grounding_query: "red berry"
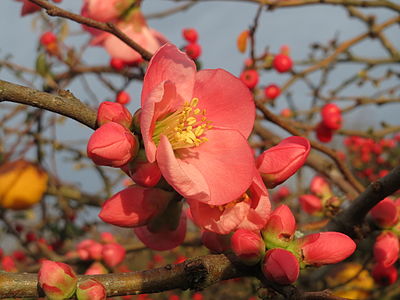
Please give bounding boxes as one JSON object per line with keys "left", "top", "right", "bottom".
{"left": 240, "top": 69, "right": 259, "bottom": 89}
{"left": 264, "top": 84, "right": 281, "bottom": 100}
{"left": 316, "top": 122, "right": 334, "bottom": 143}
{"left": 185, "top": 43, "right": 201, "bottom": 60}
{"left": 182, "top": 28, "right": 198, "bottom": 43}
{"left": 116, "top": 91, "right": 130, "bottom": 105}
{"left": 321, "top": 103, "right": 342, "bottom": 130}
{"left": 110, "top": 58, "right": 126, "bottom": 71}
{"left": 273, "top": 54, "right": 293, "bottom": 73}
{"left": 40, "top": 32, "right": 57, "bottom": 46}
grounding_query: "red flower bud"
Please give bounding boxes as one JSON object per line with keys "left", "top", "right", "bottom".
{"left": 321, "top": 103, "right": 342, "bottom": 130}
{"left": 299, "top": 194, "right": 323, "bottom": 215}
{"left": 264, "top": 84, "right": 281, "bottom": 100}
{"left": 372, "top": 263, "right": 398, "bottom": 286}
{"left": 257, "top": 136, "right": 310, "bottom": 188}
{"left": 87, "top": 122, "right": 138, "bottom": 167}
{"left": 262, "top": 249, "right": 299, "bottom": 285}
{"left": 182, "top": 28, "right": 199, "bottom": 43}
{"left": 102, "top": 243, "right": 126, "bottom": 267}
{"left": 40, "top": 32, "right": 57, "bottom": 46}
{"left": 370, "top": 198, "right": 399, "bottom": 228}
{"left": 201, "top": 231, "right": 231, "bottom": 253}
{"left": 116, "top": 91, "right": 131, "bottom": 105}
{"left": 262, "top": 205, "right": 296, "bottom": 248}
{"left": 1, "top": 256, "right": 16, "bottom": 272}
{"left": 76, "top": 279, "right": 106, "bottom": 300}
{"left": 185, "top": 43, "right": 202, "bottom": 60}
{"left": 97, "top": 101, "right": 132, "bottom": 128}
{"left": 99, "top": 186, "right": 173, "bottom": 228}
{"left": 110, "top": 58, "right": 126, "bottom": 71}
{"left": 100, "top": 232, "right": 116, "bottom": 244}
{"left": 315, "top": 121, "right": 333, "bottom": 143}
{"left": 310, "top": 175, "right": 332, "bottom": 199}
{"left": 38, "top": 260, "right": 77, "bottom": 300}
{"left": 240, "top": 69, "right": 259, "bottom": 89}
{"left": 373, "top": 231, "right": 399, "bottom": 267}
{"left": 231, "top": 229, "right": 265, "bottom": 265}
{"left": 298, "top": 232, "right": 356, "bottom": 266}
{"left": 273, "top": 54, "right": 293, "bottom": 73}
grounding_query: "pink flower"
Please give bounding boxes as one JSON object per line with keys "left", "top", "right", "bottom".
{"left": 231, "top": 229, "right": 265, "bottom": 265}
{"left": 91, "top": 11, "right": 167, "bottom": 64}
{"left": 140, "top": 44, "right": 255, "bottom": 206}
{"left": 134, "top": 212, "right": 187, "bottom": 251}
{"left": 299, "top": 194, "right": 323, "bottom": 215}
{"left": 97, "top": 101, "right": 132, "bottom": 128}
{"left": 374, "top": 231, "right": 399, "bottom": 267}
{"left": 187, "top": 172, "right": 270, "bottom": 234}
{"left": 256, "top": 136, "right": 310, "bottom": 188}
{"left": 76, "top": 279, "right": 106, "bottom": 300}
{"left": 87, "top": 122, "right": 139, "bottom": 167}
{"left": 372, "top": 263, "right": 398, "bottom": 286}
{"left": 99, "top": 186, "right": 173, "bottom": 227}
{"left": 201, "top": 231, "right": 231, "bottom": 253}
{"left": 102, "top": 243, "right": 126, "bottom": 267}
{"left": 38, "top": 260, "right": 77, "bottom": 299}
{"left": 298, "top": 232, "right": 356, "bottom": 266}
{"left": 262, "top": 205, "right": 296, "bottom": 248}
{"left": 370, "top": 198, "right": 399, "bottom": 228}
{"left": 262, "top": 249, "right": 299, "bottom": 285}
{"left": 310, "top": 175, "right": 332, "bottom": 198}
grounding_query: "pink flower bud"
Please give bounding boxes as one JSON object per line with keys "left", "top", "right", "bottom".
{"left": 231, "top": 229, "right": 265, "bottom": 265}
{"left": 100, "top": 232, "right": 116, "bottom": 244}
{"left": 256, "top": 136, "right": 310, "bottom": 188}
{"left": 102, "top": 243, "right": 126, "bottom": 268}
{"left": 299, "top": 194, "right": 323, "bottom": 215}
{"left": 310, "top": 175, "right": 332, "bottom": 198}
{"left": 262, "top": 249, "right": 299, "bottom": 285}
{"left": 84, "top": 262, "right": 108, "bottom": 275}
{"left": 201, "top": 231, "right": 231, "bottom": 253}
{"left": 182, "top": 28, "right": 199, "bottom": 43}
{"left": 97, "top": 101, "right": 132, "bottom": 128}
{"left": 185, "top": 43, "right": 202, "bottom": 60}
{"left": 77, "top": 239, "right": 103, "bottom": 260}
{"left": 116, "top": 91, "right": 131, "bottom": 105}
{"left": 298, "top": 232, "right": 356, "bottom": 266}
{"left": 373, "top": 231, "right": 399, "bottom": 267}
{"left": 371, "top": 263, "right": 398, "bottom": 286}
{"left": 122, "top": 152, "right": 162, "bottom": 187}
{"left": 99, "top": 186, "right": 173, "bottom": 228}
{"left": 87, "top": 122, "right": 138, "bottom": 167}
{"left": 370, "top": 198, "right": 399, "bottom": 228}
{"left": 76, "top": 279, "right": 106, "bottom": 300}
{"left": 38, "top": 260, "right": 78, "bottom": 299}
{"left": 262, "top": 205, "right": 296, "bottom": 248}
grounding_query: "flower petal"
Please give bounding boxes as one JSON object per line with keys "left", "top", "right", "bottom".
{"left": 157, "top": 129, "right": 255, "bottom": 205}
{"left": 142, "top": 43, "right": 196, "bottom": 108}
{"left": 193, "top": 69, "right": 255, "bottom": 138}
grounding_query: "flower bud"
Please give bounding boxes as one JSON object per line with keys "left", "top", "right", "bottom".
{"left": 84, "top": 262, "right": 108, "bottom": 275}
{"left": 97, "top": 101, "right": 132, "bottom": 128}
{"left": 373, "top": 231, "right": 399, "bottom": 267}
{"left": 76, "top": 279, "right": 106, "bottom": 300}
{"left": 77, "top": 239, "right": 103, "bottom": 260}
{"left": 299, "top": 194, "right": 323, "bottom": 215}
{"left": 310, "top": 175, "right": 332, "bottom": 199}
{"left": 262, "top": 249, "right": 299, "bottom": 285}
{"left": 272, "top": 186, "right": 291, "bottom": 203}
{"left": 100, "top": 232, "right": 116, "bottom": 244}
{"left": 182, "top": 28, "right": 199, "bottom": 43}
{"left": 99, "top": 186, "right": 172, "bottom": 228}
{"left": 102, "top": 243, "right": 126, "bottom": 268}
{"left": 256, "top": 136, "right": 310, "bottom": 188}
{"left": 231, "top": 229, "right": 265, "bottom": 265}
{"left": 321, "top": 103, "right": 342, "bottom": 130}
{"left": 371, "top": 263, "right": 398, "bottom": 286}
{"left": 240, "top": 69, "right": 259, "bottom": 89}
{"left": 201, "top": 231, "right": 231, "bottom": 253}
{"left": 297, "top": 232, "right": 356, "bottom": 266}
{"left": 262, "top": 205, "right": 296, "bottom": 248}
{"left": 370, "top": 198, "right": 399, "bottom": 228}
{"left": 1, "top": 256, "right": 16, "bottom": 272}
{"left": 87, "top": 122, "right": 139, "bottom": 167}
{"left": 315, "top": 122, "right": 333, "bottom": 143}
{"left": 38, "top": 260, "right": 77, "bottom": 300}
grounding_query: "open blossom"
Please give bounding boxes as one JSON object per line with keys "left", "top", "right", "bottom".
{"left": 256, "top": 136, "right": 310, "bottom": 188}
{"left": 140, "top": 43, "right": 255, "bottom": 206}
{"left": 187, "top": 171, "right": 270, "bottom": 234}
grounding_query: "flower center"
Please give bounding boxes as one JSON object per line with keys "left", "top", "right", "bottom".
{"left": 211, "top": 193, "right": 251, "bottom": 212}
{"left": 152, "top": 98, "right": 212, "bottom": 150}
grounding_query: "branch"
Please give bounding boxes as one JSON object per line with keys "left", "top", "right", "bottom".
{"left": 327, "top": 165, "right": 400, "bottom": 236}
{"left": 28, "top": 0, "right": 152, "bottom": 61}
{"left": 0, "top": 79, "right": 97, "bottom": 130}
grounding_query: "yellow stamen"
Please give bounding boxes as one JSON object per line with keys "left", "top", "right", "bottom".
{"left": 152, "top": 98, "right": 212, "bottom": 150}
